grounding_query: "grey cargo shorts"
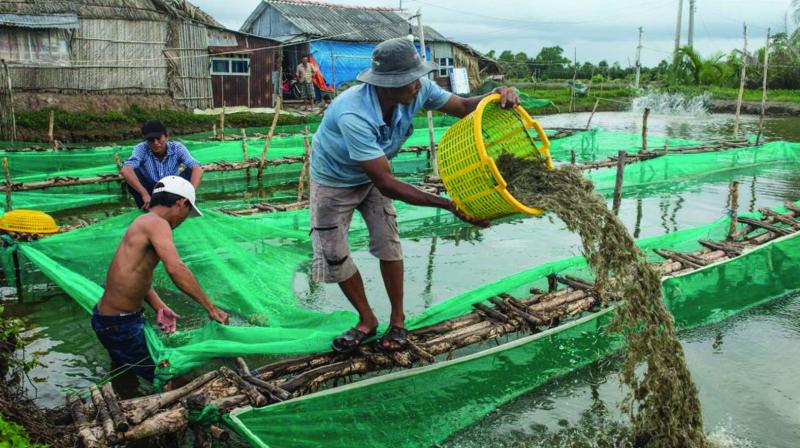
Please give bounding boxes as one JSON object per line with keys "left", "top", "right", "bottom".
{"left": 310, "top": 181, "right": 403, "bottom": 283}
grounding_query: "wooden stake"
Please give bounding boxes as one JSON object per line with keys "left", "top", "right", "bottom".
{"left": 91, "top": 386, "right": 118, "bottom": 444}
{"left": 219, "top": 105, "right": 225, "bottom": 140}
{"left": 727, "top": 180, "right": 740, "bottom": 240}
{"left": 612, "top": 151, "right": 626, "bottom": 216}
{"left": 212, "top": 123, "right": 217, "bottom": 138}
{"left": 67, "top": 395, "right": 102, "bottom": 448}
{"left": 734, "top": 23, "right": 748, "bottom": 138}
{"left": 641, "top": 107, "right": 651, "bottom": 152}
{"left": 569, "top": 48, "right": 577, "bottom": 113}
{"left": 210, "top": 425, "right": 229, "bottom": 441}
{"left": 756, "top": 28, "right": 771, "bottom": 145}
{"left": 297, "top": 129, "right": 311, "bottom": 202}
{"left": 258, "top": 97, "right": 282, "bottom": 181}
{"left": 48, "top": 110, "right": 55, "bottom": 149}
{"left": 113, "top": 152, "right": 122, "bottom": 172}
{"left": 241, "top": 128, "right": 248, "bottom": 160}
{"left": 100, "top": 382, "right": 129, "bottom": 433}
{"left": 3, "top": 157, "right": 11, "bottom": 211}
{"left": 586, "top": 98, "right": 600, "bottom": 130}
{"left": 570, "top": 149, "right": 576, "bottom": 165}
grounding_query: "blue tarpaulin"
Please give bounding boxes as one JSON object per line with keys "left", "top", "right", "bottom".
{"left": 309, "top": 40, "right": 431, "bottom": 89}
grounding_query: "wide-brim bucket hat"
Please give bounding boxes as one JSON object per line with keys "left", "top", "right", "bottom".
{"left": 357, "top": 37, "right": 439, "bottom": 88}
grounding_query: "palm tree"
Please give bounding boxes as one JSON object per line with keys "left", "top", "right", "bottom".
{"left": 673, "top": 46, "right": 730, "bottom": 85}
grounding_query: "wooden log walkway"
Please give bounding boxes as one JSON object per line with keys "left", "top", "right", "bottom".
{"left": 69, "top": 201, "right": 800, "bottom": 446}
{"left": 575, "top": 137, "right": 753, "bottom": 170}
{"left": 5, "top": 156, "right": 305, "bottom": 192}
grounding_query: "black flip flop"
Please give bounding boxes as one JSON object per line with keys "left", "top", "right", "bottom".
{"left": 332, "top": 326, "right": 377, "bottom": 353}
{"left": 380, "top": 325, "right": 409, "bottom": 352}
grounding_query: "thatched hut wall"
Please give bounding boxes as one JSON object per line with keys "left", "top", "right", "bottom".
{"left": 6, "top": 19, "right": 169, "bottom": 94}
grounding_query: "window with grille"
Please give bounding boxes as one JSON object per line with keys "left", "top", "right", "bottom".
{"left": 437, "top": 57, "right": 454, "bottom": 77}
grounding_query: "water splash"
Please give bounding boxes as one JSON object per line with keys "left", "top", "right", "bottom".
{"left": 631, "top": 91, "right": 712, "bottom": 115}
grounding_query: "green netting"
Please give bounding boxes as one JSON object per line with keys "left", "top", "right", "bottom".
{"left": 6, "top": 141, "right": 796, "bottom": 391}
{"left": 548, "top": 128, "right": 703, "bottom": 162}
{"left": 179, "top": 115, "right": 461, "bottom": 141}
{"left": 227, "top": 218, "right": 800, "bottom": 447}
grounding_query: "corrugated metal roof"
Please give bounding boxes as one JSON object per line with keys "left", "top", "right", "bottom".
{"left": 0, "top": 13, "right": 78, "bottom": 29}
{"left": 266, "top": 0, "right": 449, "bottom": 43}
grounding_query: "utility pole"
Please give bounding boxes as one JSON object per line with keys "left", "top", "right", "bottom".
{"left": 688, "top": 0, "right": 696, "bottom": 49}
{"left": 635, "top": 27, "right": 643, "bottom": 89}
{"left": 673, "top": 0, "right": 684, "bottom": 59}
{"left": 416, "top": 10, "right": 438, "bottom": 176}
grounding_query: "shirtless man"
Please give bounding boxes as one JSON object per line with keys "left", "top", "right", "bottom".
{"left": 92, "top": 176, "right": 228, "bottom": 382}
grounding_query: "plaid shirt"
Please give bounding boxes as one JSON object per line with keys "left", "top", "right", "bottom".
{"left": 123, "top": 141, "right": 200, "bottom": 183}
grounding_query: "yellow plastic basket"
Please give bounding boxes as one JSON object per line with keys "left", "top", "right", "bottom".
{"left": 0, "top": 209, "right": 59, "bottom": 234}
{"left": 436, "top": 93, "right": 553, "bottom": 220}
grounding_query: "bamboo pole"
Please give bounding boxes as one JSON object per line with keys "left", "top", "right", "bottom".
{"left": 241, "top": 129, "right": 248, "bottom": 160}
{"left": 48, "top": 110, "right": 55, "bottom": 149}
{"left": 756, "top": 28, "right": 771, "bottom": 145}
{"left": 734, "top": 23, "right": 748, "bottom": 138}
{"left": 212, "top": 123, "right": 216, "bottom": 138}
{"left": 1, "top": 60, "right": 15, "bottom": 142}
{"left": 641, "top": 107, "right": 651, "bottom": 152}
{"left": 585, "top": 98, "right": 600, "bottom": 130}
{"left": 113, "top": 152, "right": 122, "bottom": 172}
{"left": 3, "top": 157, "right": 11, "bottom": 211}
{"left": 297, "top": 129, "right": 311, "bottom": 202}
{"left": 612, "top": 151, "right": 626, "bottom": 216}
{"left": 219, "top": 104, "right": 225, "bottom": 140}
{"left": 727, "top": 180, "right": 740, "bottom": 240}
{"left": 258, "top": 97, "right": 282, "bottom": 181}
{"left": 569, "top": 48, "right": 578, "bottom": 113}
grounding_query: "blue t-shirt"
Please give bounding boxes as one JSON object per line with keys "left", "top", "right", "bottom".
{"left": 310, "top": 78, "right": 452, "bottom": 188}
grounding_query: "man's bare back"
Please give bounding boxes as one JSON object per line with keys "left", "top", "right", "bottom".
{"left": 96, "top": 206, "right": 227, "bottom": 325}
{"left": 97, "top": 213, "right": 166, "bottom": 314}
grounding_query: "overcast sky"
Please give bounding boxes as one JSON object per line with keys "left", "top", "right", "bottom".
{"left": 194, "top": 0, "right": 792, "bottom": 66}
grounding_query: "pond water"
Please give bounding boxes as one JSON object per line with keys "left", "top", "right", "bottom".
{"left": 4, "top": 109, "right": 800, "bottom": 447}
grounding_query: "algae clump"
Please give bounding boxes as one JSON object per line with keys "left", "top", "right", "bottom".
{"left": 495, "top": 153, "right": 706, "bottom": 448}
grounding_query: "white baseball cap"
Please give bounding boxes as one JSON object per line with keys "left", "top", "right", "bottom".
{"left": 153, "top": 176, "right": 202, "bottom": 217}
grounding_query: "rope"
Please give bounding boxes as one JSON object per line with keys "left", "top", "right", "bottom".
{"left": 60, "top": 355, "right": 155, "bottom": 399}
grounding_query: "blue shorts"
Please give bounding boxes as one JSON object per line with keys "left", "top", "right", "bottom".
{"left": 91, "top": 306, "right": 154, "bottom": 382}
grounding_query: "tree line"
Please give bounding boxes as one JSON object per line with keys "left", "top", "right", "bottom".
{"left": 489, "top": 31, "right": 800, "bottom": 89}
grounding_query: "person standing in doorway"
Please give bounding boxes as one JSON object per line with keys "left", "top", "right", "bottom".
{"left": 296, "top": 55, "right": 317, "bottom": 112}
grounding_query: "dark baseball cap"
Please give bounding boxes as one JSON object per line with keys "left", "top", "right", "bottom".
{"left": 357, "top": 37, "right": 438, "bottom": 88}
{"left": 141, "top": 120, "right": 167, "bottom": 139}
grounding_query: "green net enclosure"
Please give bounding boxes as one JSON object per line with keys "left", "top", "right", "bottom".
{"left": 7, "top": 141, "right": 797, "bottom": 388}
{"left": 227, "top": 205, "right": 800, "bottom": 448}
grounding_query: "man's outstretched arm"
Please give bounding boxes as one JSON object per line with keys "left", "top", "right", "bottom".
{"left": 146, "top": 219, "right": 228, "bottom": 324}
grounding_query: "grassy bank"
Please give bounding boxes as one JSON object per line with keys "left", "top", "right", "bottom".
{"left": 518, "top": 86, "right": 637, "bottom": 113}
{"left": 667, "top": 86, "right": 800, "bottom": 103}
{"left": 11, "top": 106, "right": 313, "bottom": 146}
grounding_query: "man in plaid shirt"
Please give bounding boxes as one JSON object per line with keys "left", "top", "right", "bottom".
{"left": 122, "top": 120, "right": 204, "bottom": 209}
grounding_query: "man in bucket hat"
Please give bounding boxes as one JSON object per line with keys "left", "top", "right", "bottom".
{"left": 310, "top": 37, "right": 520, "bottom": 353}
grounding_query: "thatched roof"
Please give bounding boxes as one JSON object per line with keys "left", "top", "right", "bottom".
{"left": 242, "top": 0, "right": 449, "bottom": 43}
{"left": 0, "top": 0, "right": 221, "bottom": 26}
